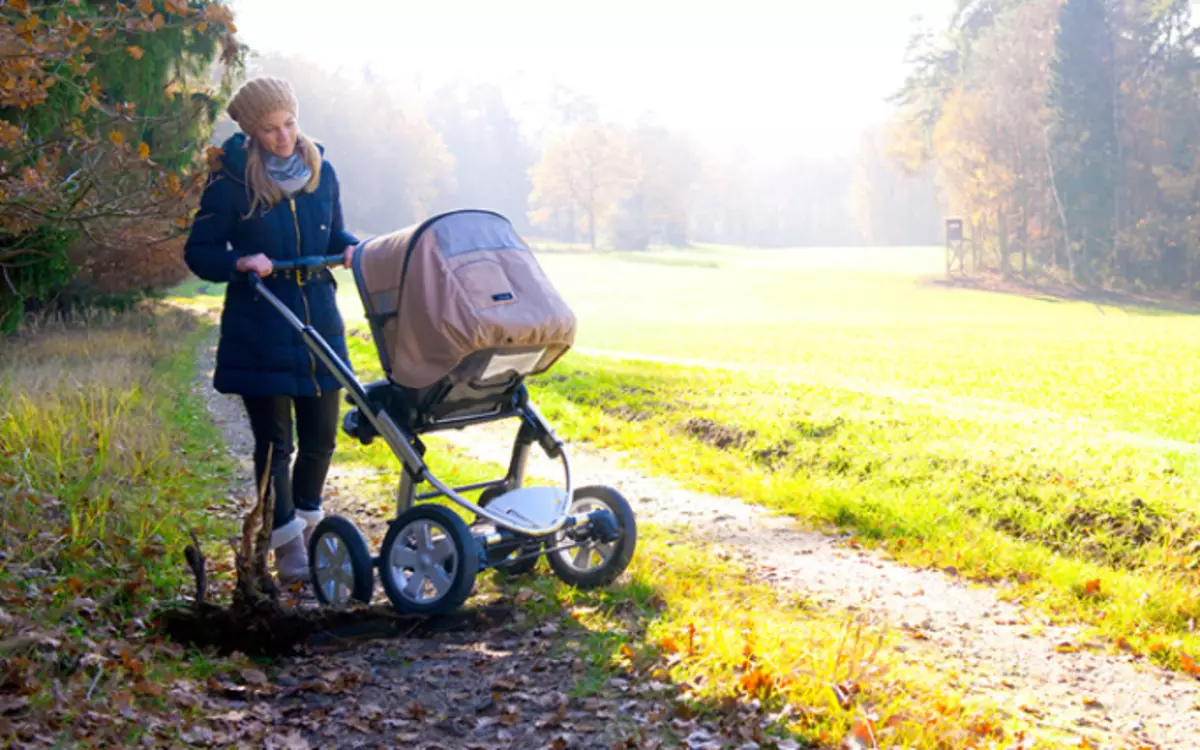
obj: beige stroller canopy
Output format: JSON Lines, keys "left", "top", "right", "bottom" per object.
{"left": 353, "top": 210, "right": 577, "bottom": 390}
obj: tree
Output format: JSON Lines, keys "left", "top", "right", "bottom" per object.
{"left": 527, "top": 123, "right": 639, "bottom": 250}
{"left": 613, "top": 125, "right": 702, "bottom": 249}
{"left": 428, "top": 81, "right": 536, "bottom": 232}
{"left": 0, "top": 0, "right": 242, "bottom": 329}
{"left": 1047, "top": 0, "right": 1119, "bottom": 284}
{"left": 848, "top": 125, "right": 943, "bottom": 247}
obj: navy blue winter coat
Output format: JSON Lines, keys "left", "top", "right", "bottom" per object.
{"left": 184, "top": 133, "right": 358, "bottom": 398}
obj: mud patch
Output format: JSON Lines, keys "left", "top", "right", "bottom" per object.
{"left": 794, "top": 418, "right": 844, "bottom": 440}
{"left": 989, "top": 491, "right": 1168, "bottom": 567}
{"left": 679, "top": 418, "right": 755, "bottom": 450}
{"left": 602, "top": 403, "right": 654, "bottom": 422}
{"left": 753, "top": 441, "right": 794, "bottom": 469}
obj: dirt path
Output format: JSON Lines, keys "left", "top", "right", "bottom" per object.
{"left": 192, "top": 331, "right": 761, "bottom": 750}
{"left": 438, "top": 420, "right": 1200, "bottom": 750}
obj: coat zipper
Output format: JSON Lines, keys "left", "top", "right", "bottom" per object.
{"left": 289, "top": 196, "right": 322, "bottom": 397}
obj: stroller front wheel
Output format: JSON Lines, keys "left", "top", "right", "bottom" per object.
{"left": 548, "top": 486, "right": 637, "bottom": 589}
{"left": 309, "top": 515, "right": 375, "bottom": 609}
{"left": 379, "top": 505, "right": 479, "bottom": 615}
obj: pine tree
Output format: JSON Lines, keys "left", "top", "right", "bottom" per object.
{"left": 1047, "top": 0, "right": 1118, "bottom": 284}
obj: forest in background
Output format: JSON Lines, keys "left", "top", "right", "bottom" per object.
{"left": 225, "top": 53, "right": 945, "bottom": 253}
{"left": 5, "top": 0, "right": 1200, "bottom": 332}
{"left": 892, "top": 0, "right": 1200, "bottom": 288}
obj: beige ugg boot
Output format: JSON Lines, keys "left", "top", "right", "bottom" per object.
{"left": 270, "top": 517, "right": 310, "bottom": 584}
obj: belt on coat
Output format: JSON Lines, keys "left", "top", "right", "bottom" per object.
{"left": 275, "top": 267, "right": 334, "bottom": 286}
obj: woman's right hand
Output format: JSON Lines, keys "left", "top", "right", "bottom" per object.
{"left": 236, "top": 253, "right": 273, "bottom": 278}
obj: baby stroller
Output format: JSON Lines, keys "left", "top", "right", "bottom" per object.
{"left": 247, "top": 209, "right": 637, "bottom": 615}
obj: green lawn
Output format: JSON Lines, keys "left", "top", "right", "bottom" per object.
{"left": 533, "top": 246, "right": 1200, "bottom": 444}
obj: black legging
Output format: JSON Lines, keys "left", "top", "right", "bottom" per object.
{"left": 241, "top": 392, "right": 340, "bottom": 531}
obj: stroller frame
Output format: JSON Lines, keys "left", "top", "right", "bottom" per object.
{"left": 245, "top": 247, "right": 635, "bottom": 614}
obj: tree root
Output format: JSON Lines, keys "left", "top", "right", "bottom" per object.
{"left": 164, "top": 444, "right": 515, "bottom": 657}
{"left": 155, "top": 601, "right": 515, "bottom": 657}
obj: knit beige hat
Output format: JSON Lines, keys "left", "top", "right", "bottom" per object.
{"left": 226, "top": 76, "right": 299, "bottom": 133}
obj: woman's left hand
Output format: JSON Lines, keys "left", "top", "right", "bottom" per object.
{"left": 343, "top": 245, "right": 355, "bottom": 268}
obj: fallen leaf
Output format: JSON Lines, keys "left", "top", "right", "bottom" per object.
{"left": 180, "top": 726, "right": 214, "bottom": 745}
{"left": 264, "top": 731, "right": 309, "bottom": 750}
{"left": 133, "top": 680, "right": 163, "bottom": 698}
{"left": 499, "top": 705, "right": 522, "bottom": 726}
{"left": 241, "top": 667, "right": 268, "bottom": 686}
{"left": 1084, "top": 578, "right": 1102, "bottom": 596}
{"left": 212, "top": 710, "right": 246, "bottom": 722}
{"left": 1054, "top": 641, "right": 1079, "bottom": 654}
{"left": 0, "top": 696, "right": 27, "bottom": 715}
{"left": 738, "top": 667, "right": 773, "bottom": 695}
{"left": 491, "top": 675, "right": 518, "bottom": 691}
{"left": 1081, "top": 697, "right": 1104, "bottom": 710}
{"left": 843, "top": 719, "right": 878, "bottom": 749}
{"left": 1182, "top": 653, "right": 1200, "bottom": 676}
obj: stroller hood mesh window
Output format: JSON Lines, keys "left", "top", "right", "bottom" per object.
{"left": 353, "top": 210, "right": 577, "bottom": 389}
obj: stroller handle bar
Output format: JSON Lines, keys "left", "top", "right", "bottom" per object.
{"left": 244, "top": 267, "right": 577, "bottom": 538}
{"left": 269, "top": 253, "right": 348, "bottom": 273}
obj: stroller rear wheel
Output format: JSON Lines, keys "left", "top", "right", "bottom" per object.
{"left": 380, "top": 505, "right": 479, "bottom": 615}
{"left": 308, "top": 515, "right": 375, "bottom": 609}
{"left": 548, "top": 486, "right": 637, "bottom": 589}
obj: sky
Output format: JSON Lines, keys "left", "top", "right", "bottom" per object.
{"left": 226, "top": 0, "right": 958, "bottom": 162}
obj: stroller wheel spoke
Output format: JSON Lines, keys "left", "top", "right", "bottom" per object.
{"left": 417, "top": 523, "right": 434, "bottom": 552}
{"left": 572, "top": 546, "right": 593, "bottom": 570}
{"left": 428, "top": 566, "right": 453, "bottom": 596}
{"left": 332, "top": 542, "right": 348, "bottom": 571}
{"left": 403, "top": 571, "right": 426, "bottom": 600}
{"left": 430, "top": 537, "right": 455, "bottom": 564}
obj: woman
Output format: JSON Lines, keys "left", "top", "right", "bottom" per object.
{"left": 184, "top": 76, "right": 357, "bottom": 585}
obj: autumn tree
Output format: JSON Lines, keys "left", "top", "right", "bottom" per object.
{"left": 611, "top": 125, "right": 703, "bottom": 249}
{"left": 890, "top": 0, "right": 1200, "bottom": 289}
{"left": 1047, "top": 0, "right": 1119, "bottom": 284}
{"left": 428, "top": 81, "right": 536, "bottom": 232}
{"left": 527, "top": 122, "right": 639, "bottom": 250}
{"left": 848, "top": 125, "right": 943, "bottom": 247}
{"left": 0, "top": 0, "right": 242, "bottom": 330}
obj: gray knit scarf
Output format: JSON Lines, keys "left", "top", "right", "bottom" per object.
{"left": 263, "top": 148, "right": 312, "bottom": 195}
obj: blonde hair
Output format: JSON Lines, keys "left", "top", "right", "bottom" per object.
{"left": 243, "top": 133, "right": 322, "bottom": 217}
{"left": 225, "top": 75, "right": 322, "bottom": 216}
